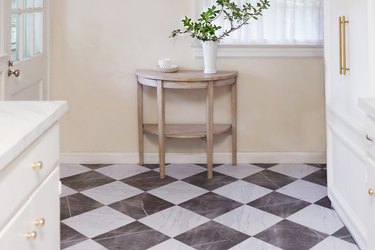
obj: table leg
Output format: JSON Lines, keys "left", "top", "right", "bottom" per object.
{"left": 207, "top": 81, "right": 214, "bottom": 179}
{"left": 157, "top": 80, "right": 166, "bottom": 179}
{"left": 137, "top": 82, "right": 144, "bottom": 165}
{"left": 231, "top": 79, "right": 237, "bottom": 166}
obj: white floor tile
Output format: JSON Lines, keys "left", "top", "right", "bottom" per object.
{"left": 287, "top": 204, "right": 344, "bottom": 235}
{"left": 277, "top": 180, "right": 327, "bottom": 203}
{"left": 139, "top": 206, "right": 210, "bottom": 237}
{"left": 214, "top": 205, "right": 282, "bottom": 236}
{"left": 148, "top": 181, "right": 208, "bottom": 204}
{"left": 154, "top": 164, "right": 206, "bottom": 179}
{"left": 60, "top": 164, "right": 91, "bottom": 178}
{"left": 213, "top": 180, "right": 272, "bottom": 204}
{"left": 64, "top": 240, "right": 108, "bottom": 250}
{"left": 148, "top": 239, "right": 194, "bottom": 250}
{"left": 96, "top": 164, "right": 149, "bottom": 180}
{"left": 230, "top": 238, "right": 282, "bottom": 250}
{"left": 60, "top": 184, "right": 77, "bottom": 197}
{"left": 62, "top": 206, "right": 135, "bottom": 238}
{"left": 268, "top": 163, "right": 320, "bottom": 178}
{"left": 310, "top": 236, "right": 360, "bottom": 250}
{"left": 214, "top": 164, "right": 264, "bottom": 179}
{"left": 81, "top": 181, "right": 143, "bottom": 205}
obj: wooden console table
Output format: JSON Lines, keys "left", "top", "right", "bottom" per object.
{"left": 136, "top": 70, "right": 238, "bottom": 179}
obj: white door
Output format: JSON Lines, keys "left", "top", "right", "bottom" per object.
{"left": 0, "top": 0, "right": 50, "bottom": 100}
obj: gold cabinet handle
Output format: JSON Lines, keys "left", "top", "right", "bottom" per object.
{"left": 32, "top": 161, "right": 43, "bottom": 170}
{"left": 369, "top": 189, "right": 375, "bottom": 196}
{"left": 35, "top": 218, "right": 46, "bottom": 227}
{"left": 26, "top": 231, "right": 37, "bottom": 240}
{"left": 339, "top": 16, "right": 350, "bottom": 75}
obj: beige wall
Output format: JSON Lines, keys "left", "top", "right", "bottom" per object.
{"left": 52, "top": 0, "right": 326, "bottom": 156}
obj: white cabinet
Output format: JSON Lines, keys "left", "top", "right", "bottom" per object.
{"left": 0, "top": 102, "right": 66, "bottom": 250}
{"left": 325, "top": 0, "right": 375, "bottom": 249}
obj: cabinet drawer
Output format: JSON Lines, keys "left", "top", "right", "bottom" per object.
{"left": 0, "top": 124, "right": 59, "bottom": 228}
{"left": 0, "top": 168, "right": 60, "bottom": 250}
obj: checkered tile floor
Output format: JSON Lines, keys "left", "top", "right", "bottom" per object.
{"left": 60, "top": 163, "right": 360, "bottom": 250}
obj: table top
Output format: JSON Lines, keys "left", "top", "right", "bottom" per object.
{"left": 136, "top": 70, "right": 238, "bottom": 82}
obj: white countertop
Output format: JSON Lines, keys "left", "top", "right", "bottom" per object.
{"left": 0, "top": 101, "right": 68, "bottom": 171}
{"left": 359, "top": 98, "right": 375, "bottom": 119}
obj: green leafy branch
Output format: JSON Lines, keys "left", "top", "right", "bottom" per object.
{"left": 170, "top": 0, "right": 270, "bottom": 42}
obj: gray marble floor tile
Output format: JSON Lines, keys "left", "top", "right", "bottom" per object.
{"left": 251, "top": 163, "right": 278, "bottom": 169}
{"left": 332, "top": 227, "right": 357, "bottom": 244}
{"left": 229, "top": 237, "right": 282, "bottom": 250}
{"left": 315, "top": 196, "right": 332, "bottom": 209}
{"left": 302, "top": 169, "right": 327, "bottom": 186}
{"left": 60, "top": 164, "right": 91, "bottom": 178}
{"left": 255, "top": 220, "right": 328, "bottom": 250}
{"left": 248, "top": 192, "right": 310, "bottom": 218}
{"left": 268, "top": 164, "right": 320, "bottom": 179}
{"left": 148, "top": 239, "right": 194, "bottom": 250}
{"left": 277, "top": 180, "right": 327, "bottom": 203}
{"left": 182, "top": 172, "right": 237, "bottom": 191}
{"left": 213, "top": 180, "right": 273, "bottom": 204}
{"left": 109, "top": 193, "right": 174, "bottom": 219}
{"left": 60, "top": 184, "right": 77, "bottom": 198}
{"left": 143, "top": 164, "right": 161, "bottom": 169}
{"left": 242, "top": 170, "right": 297, "bottom": 190}
{"left": 81, "top": 181, "right": 143, "bottom": 205}
{"left": 154, "top": 163, "right": 206, "bottom": 179}
{"left": 60, "top": 193, "right": 103, "bottom": 220}
{"left": 139, "top": 206, "right": 210, "bottom": 237}
{"left": 64, "top": 239, "right": 108, "bottom": 250}
{"left": 61, "top": 171, "right": 116, "bottom": 192}
{"left": 61, "top": 223, "right": 87, "bottom": 249}
{"left": 175, "top": 221, "right": 249, "bottom": 250}
{"left": 287, "top": 204, "right": 344, "bottom": 235}
{"left": 121, "top": 171, "right": 177, "bottom": 191}
{"left": 62, "top": 206, "right": 135, "bottom": 238}
{"left": 180, "top": 192, "right": 242, "bottom": 219}
{"left": 148, "top": 181, "right": 208, "bottom": 204}
{"left": 82, "top": 164, "right": 112, "bottom": 170}
{"left": 310, "top": 236, "right": 360, "bottom": 250}
{"left": 213, "top": 164, "right": 264, "bottom": 179}
{"left": 96, "top": 164, "right": 150, "bottom": 180}
{"left": 214, "top": 205, "right": 283, "bottom": 236}
{"left": 93, "top": 221, "right": 169, "bottom": 250}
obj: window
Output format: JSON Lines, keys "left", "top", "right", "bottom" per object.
{"left": 202, "top": 0, "right": 324, "bottom": 45}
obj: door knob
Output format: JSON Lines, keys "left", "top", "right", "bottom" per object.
{"left": 8, "top": 68, "right": 20, "bottom": 77}
{"left": 369, "top": 189, "right": 375, "bottom": 196}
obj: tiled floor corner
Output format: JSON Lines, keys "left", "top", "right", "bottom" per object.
{"left": 60, "top": 163, "right": 360, "bottom": 250}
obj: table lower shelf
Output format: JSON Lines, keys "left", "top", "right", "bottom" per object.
{"left": 143, "top": 124, "right": 232, "bottom": 139}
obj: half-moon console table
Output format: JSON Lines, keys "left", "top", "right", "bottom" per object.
{"left": 136, "top": 70, "right": 238, "bottom": 179}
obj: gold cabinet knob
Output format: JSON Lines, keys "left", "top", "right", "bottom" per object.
{"left": 32, "top": 161, "right": 43, "bottom": 170}
{"left": 26, "top": 231, "right": 37, "bottom": 240}
{"left": 369, "top": 189, "right": 375, "bottom": 196}
{"left": 35, "top": 218, "right": 46, "bottom": 227}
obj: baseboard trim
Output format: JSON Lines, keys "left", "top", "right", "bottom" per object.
{"left": 60, "top": 152, "right": 326, "bottom": 164}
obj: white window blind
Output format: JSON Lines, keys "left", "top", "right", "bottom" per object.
{"left": 202, "top": 0, "right": 324, "bottom": 45}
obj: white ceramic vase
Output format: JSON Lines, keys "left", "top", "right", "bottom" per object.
{"left": 202, "top": 41, "right": 218, "bottom": 74}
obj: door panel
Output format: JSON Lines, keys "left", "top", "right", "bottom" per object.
{"left": 0, "top": 0, "right": 49, "bottom": 100}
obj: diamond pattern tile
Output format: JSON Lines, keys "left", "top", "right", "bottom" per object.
{"left": 243, "top": 170, "right": 297, "bottom": 190}
{"left": 175, "top": 221, "right": 249, "bottom": 250}
{"left": 179, "top": 192, "right": 242, "bottom": 219}
{"left": 121, "top": 171, "right": 177, "bottom": 191}
{"left": 248, "top": 192, "right": 310, "bottom": 218}
{"left": 109, "top": 193, "right": 174, "bottom": 219}
{"left": 60, "top": 163, "right": 359, "bottom": 250}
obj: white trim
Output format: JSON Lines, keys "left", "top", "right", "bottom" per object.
{"left": 60, "top": 152, "right": 326, "bottom": 165}
{"left": 191, "top": 44, "right": 324, "bottom": 58}
{"left": 328, "top": 189, "right": 366, "bottom": 249}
